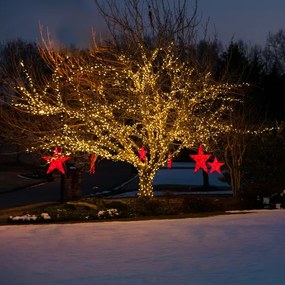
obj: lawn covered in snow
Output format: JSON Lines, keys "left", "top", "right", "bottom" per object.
{"left": 1, "top": 210, "right": 285, "bottom": 285}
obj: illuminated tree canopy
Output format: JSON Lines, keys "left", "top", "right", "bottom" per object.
{"left": 3, "top": 42, "right": 247, "bottom": 197}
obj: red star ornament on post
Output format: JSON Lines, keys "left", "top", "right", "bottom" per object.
{"left": 190, "top": 145, "right": 211, "bottom": 173}
{"left": 208, "top": 157, "right": 224, "bottom": 174}
{"left": 138, "top": 146, "right": 148, "bottom": 161}
{"left": 42, "top": 147, "right": 70, "bottom": 174}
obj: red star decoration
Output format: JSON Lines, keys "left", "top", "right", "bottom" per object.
{"left": 138, "top": 146, "right": 148, "bottom": 161}
{"left": 190, "top": 145, "right": 211, "bottom": 173}
{"left": 42, "top": 147, "right": 70, "bottom": 174}
{"left": 208, "top": 157, "right": 224, "bottom": 174}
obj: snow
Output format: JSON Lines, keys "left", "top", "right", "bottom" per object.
{"left": 109, "top": 162, "right": 232, "bottom": 198}
{"left": 154, "top": 162, "right": 228, "bottom": 187}
{"left": 1, "top": 210, "right": 285, "bottom": 285}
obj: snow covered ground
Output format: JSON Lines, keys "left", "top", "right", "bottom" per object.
{"left": 1, "top": 210, "right": 285, "bottom": 285}
{"left": 111, "top": 162, "right": 232, "bottom": 197}
{"left": 153, "top": 162, "right": 228, "bottom": 187}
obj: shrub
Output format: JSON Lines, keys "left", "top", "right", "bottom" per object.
{"left": 130, "top": 197, "right": 166, "bottom": 217}
{"left": 104, "top": 201, "right": 133, "bottom": 218}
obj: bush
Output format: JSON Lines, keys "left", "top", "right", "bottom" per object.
{"left": 104, "top": 201, "right": 133, "bottom": 218}
{"left": 7, "top": 195, "right": 247, "bottom": 224}
{"left": 129, "top": 197, "right": 166, "bottom": 217}
{"left": 31, "top": 204, "right": 99, "bottom": 222}
{"left": 181, "top": 196, "right": 219, "bottom": 213}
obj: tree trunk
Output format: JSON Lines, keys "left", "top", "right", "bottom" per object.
{"left": 61, "top": 167, "right": 82, "bottom": 202}
{"left": 60, "top": 174, "right": 66, "bottom": 203}
{"left": 202, "top": 170, "right": 209, "bottom": 190}
{"left": 230, "top": 166, "right": 241, "bottom": 197}
{"left": 225, "top": 140, "right": 244, "bottom": 197}
{"left": 137, "top": 167, "right": 156, "bottom": 198}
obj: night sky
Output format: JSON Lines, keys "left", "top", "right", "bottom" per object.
{"left": 0, "top": 0, "right": 284, "bottom": 48}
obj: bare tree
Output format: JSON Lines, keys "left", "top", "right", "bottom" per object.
{"left": 223, "top": 108, "right": 249, "bottom": 197}
{"left": 217, "top": 99, "right": 282, "bottom": 198}
{"left": 94, "top": 0, "right": 201, "bottom": 50}
{"left": 263, "top": 29, "right": 285, "bottom": 75}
